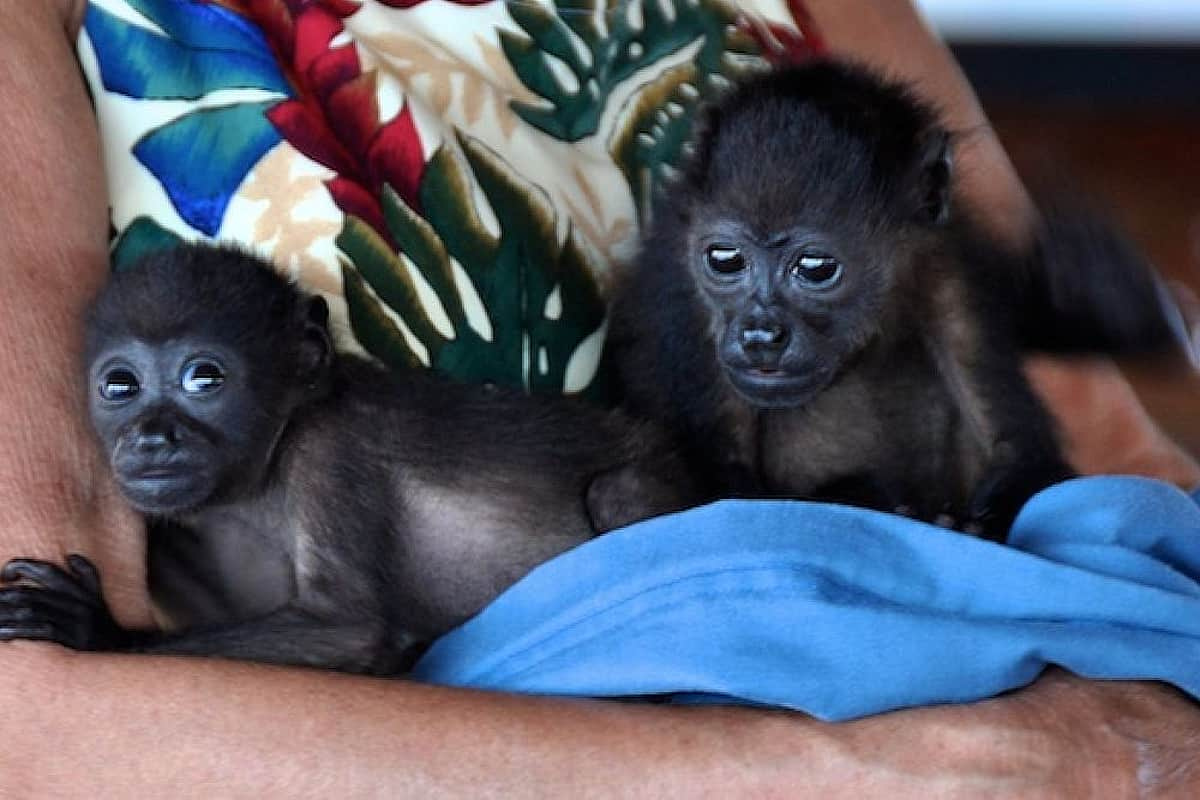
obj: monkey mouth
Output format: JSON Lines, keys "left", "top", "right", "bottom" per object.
{"left": 118, "top": 467, "right": 216, "bottom": 516}
{"left": 121, "top": 461, "right": 197, "bottom": 487}
{"left": 134, "top": 467, "right": 184, "bottom": 480}
{"left": 724, "top": 364, "right": 828, "bottom": 408}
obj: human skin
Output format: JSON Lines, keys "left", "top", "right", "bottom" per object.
{"left": 0, "top": 1, "right": 1196, "bottom": 796}
{"left": 0, "top": 0, "right": 150, "bottom": 624}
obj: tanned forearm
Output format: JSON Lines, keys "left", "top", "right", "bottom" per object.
{"left": 0, "top": 646, "right": 845, "bottom": 797}
{"left": 4, "top": 646, "right": 1197, "bottom": 798}
{"left": 0, "top": 0, "right": 149, "bottom": 621}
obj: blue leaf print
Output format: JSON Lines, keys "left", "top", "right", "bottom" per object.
{"left": 85, "top": 0, "right": 294, "bottom": 237}
{"left": 85, "top": 2, "right": 290, "bottom": 100}
{"left": 124, "top": 0, "right": 275, "bottom": 55}
{"left": 133, "top": 101, "right": 282, "bottom": 236}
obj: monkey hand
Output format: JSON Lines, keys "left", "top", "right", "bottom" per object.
{"left": 967, "top": 454, "right": 1075, "bottom": 542}
{"left": 0, "top": 554, "right": 133, "bottom": 652}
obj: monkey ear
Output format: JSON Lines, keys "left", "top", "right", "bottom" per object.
{"left": 912, "top": 129, "right": 953, "bottom": 225}
{"left": 298, "top": 296, "right": 332, "bottom": 385}
{"left": 306, "top": 295, "right": 330, "bottom": 327}
{"left": 679, "top": 106, "right": 723, "bottom": 189}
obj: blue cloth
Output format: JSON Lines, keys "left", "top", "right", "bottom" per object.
{"left": 412, "top": 476, "right": 1200, "bottom": 721}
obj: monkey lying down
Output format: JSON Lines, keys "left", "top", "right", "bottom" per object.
{"left": 609, "top": 59, "right": 1186, "bottom": 539}
{"left": 0, "top": 244, "right": 699, "bottom": 674}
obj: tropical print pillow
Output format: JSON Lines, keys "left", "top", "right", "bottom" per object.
{"left": 80, "top": 0, "right": 819, "bottom": 398}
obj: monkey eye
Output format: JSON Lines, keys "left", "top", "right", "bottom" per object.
{"left": 790, "top": 254, "right": 843, "bottom": 287}
{"left": 99, "top": 368, "right": 140, "bottom": 402}
{"left": 705, "top": 244, "right": 746, "bottom": 275}
{"left": 181, "top": 360, "right": 225, "bottom": 395}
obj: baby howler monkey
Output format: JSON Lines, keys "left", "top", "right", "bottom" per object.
{"left": 0, "top": 244, "right": 698, "bottom": 673}
{"left": 610, "top": 60, "right": 1187, "bottom": 538}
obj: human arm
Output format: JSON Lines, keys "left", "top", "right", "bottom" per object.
{"left": 0, "top": 0, "right": 150, "bottom": 623}
{"left": 4, "top": 645, "right": 1197, "bottom": 798}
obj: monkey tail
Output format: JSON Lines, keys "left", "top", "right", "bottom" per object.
{"left": 1005, "top": 206, "right": 1197, "bottom": 366}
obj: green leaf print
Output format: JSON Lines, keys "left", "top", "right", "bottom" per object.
{"left": 608, "top": 61, "right": 702, "bottom": 222}
{"left": 340, "top": 134, "right": 606, "bottom": 396}
{"left": 501, "top": 0, "right": 758, "bottom": 143}
{"left": 110, "top": 215, "right": 185, "bottom": 271}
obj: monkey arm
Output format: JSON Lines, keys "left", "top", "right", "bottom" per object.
{"left": 0, "top": 555, "right": 425, "bottom": 675}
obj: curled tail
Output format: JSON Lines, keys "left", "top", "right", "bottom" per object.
{"left": 1008, "top": 207, "right": 1195, "bottom": 362}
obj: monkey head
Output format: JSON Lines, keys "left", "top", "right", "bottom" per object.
{"left": 84, "top": 245, "right": 332, "bottom": 516}
{"left": 670, "top": 61, "right": 954, "bottom": 409}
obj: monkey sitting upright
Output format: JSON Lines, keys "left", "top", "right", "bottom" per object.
{"left": 0, "top": 244, "right": 698, "bottom": 674}
{"left": 610, "top": 60, "right": 1185, "bottom": 539}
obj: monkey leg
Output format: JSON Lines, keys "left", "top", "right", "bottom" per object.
{"left": 0, "top": 555, "right": 426, "bottom": 675}
{"left": 586, "top": 466, "right": 675, "bottom": 531}
{"left": 967, "top": 450, "right": 1075, "bottom": 542}
{"left": 585, "top": 452, "right": 707, "bottom": 532}
{"left": 810, "top": 474, "right": 906, "bottom": 514}
{"left": 122, "top": 608, "right": 428, "bottom": 675}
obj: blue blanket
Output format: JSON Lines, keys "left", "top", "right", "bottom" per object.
{"left": 413, "top": 476, "right": 1200, "bottom": 720}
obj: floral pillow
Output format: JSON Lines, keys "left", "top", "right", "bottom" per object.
{"left": 81, "top": 0, "right": 819, "bottom": 398}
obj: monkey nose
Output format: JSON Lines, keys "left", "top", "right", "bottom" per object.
{"left": 739, "top": 322, "right": 789, "bottom": 349}
{"left": 133, "top": 425, "right": 180, "bottom": 452}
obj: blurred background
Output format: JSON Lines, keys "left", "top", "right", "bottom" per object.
{"left": 917, "top": 0, "right": 1200, "bottom": 455}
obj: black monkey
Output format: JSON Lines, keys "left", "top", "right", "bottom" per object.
{"left": 0, "top": 244, "right": 698, "bottom": 674}
{"left": 610, "top": 60, "right": 1186, "bottom": 538}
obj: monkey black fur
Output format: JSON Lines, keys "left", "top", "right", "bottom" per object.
{"left": 0, "top": 244, "right": 698, "bottom": 674}
{"left": 609, "top": 60, "right": 1184, "bottom": 538}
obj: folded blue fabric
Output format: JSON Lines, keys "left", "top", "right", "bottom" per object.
{"left": 412, "top": 476, "right": 1200, "bottom": 720}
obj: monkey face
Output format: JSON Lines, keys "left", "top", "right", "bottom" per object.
{"left": 88, "top": 336, "right": 291, "bottom": 516}
{"left": 663, "top": 61, "right": 958, "bottom": 413}
{"left": 690, "top": 222, "right": 885, "bottom": 409}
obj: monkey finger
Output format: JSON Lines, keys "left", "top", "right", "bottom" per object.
{"left": 0, "top": 586, "right": 97, "bottom": 621}
{"left": 0, "top": 623, "right": 57, "bottom": 643}
{"left": 65, "top": 554, "right": 103, "bottom": 596}
{"left": 0, "top": 591, "right": 105, "bottom": 650}
{"left": 1, "top": 558, "right": 96, "bottom": 603}
{"left": 0, "top": 618, "right": 92, "bottom": 650}
{"left": 1, "top": 557, "right": 59, "bottom": 585}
